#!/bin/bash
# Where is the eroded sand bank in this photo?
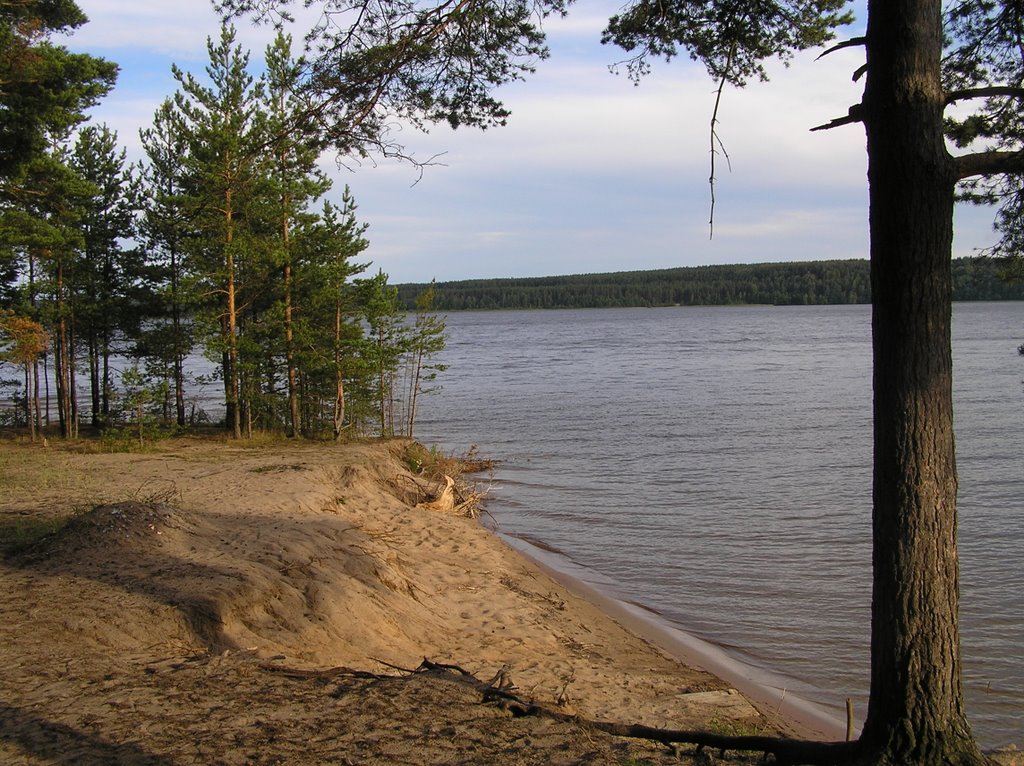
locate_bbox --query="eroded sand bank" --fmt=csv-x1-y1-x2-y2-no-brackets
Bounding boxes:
0,438,817,764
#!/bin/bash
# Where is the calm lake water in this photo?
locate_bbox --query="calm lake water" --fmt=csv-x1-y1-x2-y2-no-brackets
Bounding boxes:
415,302,1023,748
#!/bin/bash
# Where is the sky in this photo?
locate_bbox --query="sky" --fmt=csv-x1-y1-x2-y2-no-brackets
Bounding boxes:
66,0,998,283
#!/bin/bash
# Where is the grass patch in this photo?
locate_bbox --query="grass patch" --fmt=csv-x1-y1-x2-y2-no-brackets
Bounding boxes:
406,442,497,478
249,463,306,474
0,513,74,554
0,448,77,492
706,716,770,738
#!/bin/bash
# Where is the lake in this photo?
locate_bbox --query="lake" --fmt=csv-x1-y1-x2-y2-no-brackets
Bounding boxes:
415,302,1023,748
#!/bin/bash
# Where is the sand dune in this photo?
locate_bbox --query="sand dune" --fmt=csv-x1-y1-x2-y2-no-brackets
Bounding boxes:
0,438,781,764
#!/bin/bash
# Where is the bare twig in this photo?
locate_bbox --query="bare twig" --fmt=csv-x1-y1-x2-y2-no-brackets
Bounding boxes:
708,47,735,239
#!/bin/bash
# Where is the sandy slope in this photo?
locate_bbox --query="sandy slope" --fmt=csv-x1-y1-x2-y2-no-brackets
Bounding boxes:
0,437,773,765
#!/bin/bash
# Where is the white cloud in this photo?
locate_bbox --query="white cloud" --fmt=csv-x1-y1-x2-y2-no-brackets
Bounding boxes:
74,0,221,60
73,0,319,60
711,207,864,241
67,0,991,284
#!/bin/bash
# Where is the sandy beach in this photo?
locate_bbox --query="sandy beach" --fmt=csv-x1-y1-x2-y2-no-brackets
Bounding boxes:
0,437,842,764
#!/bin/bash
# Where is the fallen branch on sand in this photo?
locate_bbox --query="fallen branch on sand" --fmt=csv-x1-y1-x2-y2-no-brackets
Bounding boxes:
259,657,852,765
485,693,850,765
414,660,851,764
257,663,384,681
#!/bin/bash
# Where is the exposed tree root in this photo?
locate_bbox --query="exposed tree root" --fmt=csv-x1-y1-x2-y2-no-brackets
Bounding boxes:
408,472,491,519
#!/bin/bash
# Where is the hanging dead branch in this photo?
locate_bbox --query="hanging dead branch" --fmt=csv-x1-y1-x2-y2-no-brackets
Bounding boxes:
708,44,736,239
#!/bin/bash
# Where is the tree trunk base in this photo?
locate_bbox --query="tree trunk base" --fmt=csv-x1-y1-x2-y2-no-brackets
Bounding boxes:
849,735,993,766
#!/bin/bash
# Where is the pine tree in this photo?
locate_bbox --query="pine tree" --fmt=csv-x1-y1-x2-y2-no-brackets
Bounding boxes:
172,24,268,438
69,124,139,428
355,269,406,437
404,280,447,438
264,33,332,437
295,192,368,438
4,148,95,438
138,100,197,427
0,0,117,185
1,0,116,438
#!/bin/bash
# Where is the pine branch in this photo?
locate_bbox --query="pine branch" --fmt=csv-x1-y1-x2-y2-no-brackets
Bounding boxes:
945,85,1024,105
954,148,1024,180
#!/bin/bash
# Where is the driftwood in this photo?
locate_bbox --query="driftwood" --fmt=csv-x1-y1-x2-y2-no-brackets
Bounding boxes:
416,475,456,512
411,474,490,519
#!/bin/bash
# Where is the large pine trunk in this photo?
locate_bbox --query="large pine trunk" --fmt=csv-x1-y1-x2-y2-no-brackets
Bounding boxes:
857,1,986,763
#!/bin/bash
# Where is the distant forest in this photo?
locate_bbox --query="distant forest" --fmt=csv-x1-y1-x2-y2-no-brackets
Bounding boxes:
396,257,1024,311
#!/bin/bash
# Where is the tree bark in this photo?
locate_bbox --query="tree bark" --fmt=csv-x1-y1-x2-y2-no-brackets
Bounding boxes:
53,255,73,439
283,218,300,438
168,245,187,428
88,330,100,428
224,185,242,440
332,284,347,441
857,1,986,763
68,320,78,439
101,325,111,423
23,362,35,441
407,346,423,438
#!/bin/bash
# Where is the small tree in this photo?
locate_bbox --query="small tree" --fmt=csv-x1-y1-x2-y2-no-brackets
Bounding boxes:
117,364,168,449
296,192,369,439
0,311,49,440
404,280,447,438
139,99,197,428
356,270,407,436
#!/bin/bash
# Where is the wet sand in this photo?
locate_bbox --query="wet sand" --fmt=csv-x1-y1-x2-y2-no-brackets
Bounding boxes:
503,534,848,740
